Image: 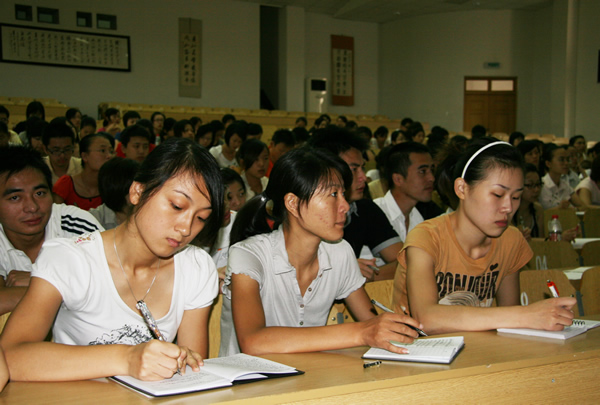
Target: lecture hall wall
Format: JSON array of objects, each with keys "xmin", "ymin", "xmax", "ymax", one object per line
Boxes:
[{"xmin": 1, "ymin": 0, "xmax": 598, "ymax": 139}]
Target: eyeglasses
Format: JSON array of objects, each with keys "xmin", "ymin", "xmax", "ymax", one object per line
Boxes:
[
  {"xmin": 47, "ymin": 147, "xmax": 74, "ymax": 156},
  {"xmin": 524, "ymin": 182, "xmax": 543, "ymax": 189}
]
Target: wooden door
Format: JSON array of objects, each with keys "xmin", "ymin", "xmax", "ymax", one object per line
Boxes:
[{"xmin": 464, "ymin": 77, "xmax": 517, "ymax": 134}]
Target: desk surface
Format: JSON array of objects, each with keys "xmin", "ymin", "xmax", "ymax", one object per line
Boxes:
[{"xmin": 2, "ymin": 322, "xmax": 600, "ymax": 404}]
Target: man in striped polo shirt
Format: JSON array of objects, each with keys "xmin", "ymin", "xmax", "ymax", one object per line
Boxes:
[{"xmin": 0, "ymin": 146, "xmax": 103, "ymax": 314}]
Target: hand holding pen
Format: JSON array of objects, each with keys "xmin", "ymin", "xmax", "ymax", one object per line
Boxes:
[{"xmin": 371, "ymin": 299, "xmax": 428, "ymax": 337}]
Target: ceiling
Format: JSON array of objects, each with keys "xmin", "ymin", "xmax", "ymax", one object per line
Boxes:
[{"xmin": 237, "ymin": 0, "xmax": 552, "ymax": 23}]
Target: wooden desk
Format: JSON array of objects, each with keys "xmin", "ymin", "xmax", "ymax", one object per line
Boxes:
[{"xmin": 2, "ymin": 324, "xmax": 600, "ymax": 404}]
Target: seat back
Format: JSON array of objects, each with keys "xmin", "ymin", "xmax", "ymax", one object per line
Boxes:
[
  {"xmin": 520, "ymin": 269, "xmax": 580, "ymax": 317},
  {"xmin": 543, "ymin": 209, "xmax": 580, "ymax": 238},
  {"xmin": 527, "ymin": 240, "xmax": 580, "ymax": 269},
  {"xmin": 581, "ymin": 240, "xmax": 600, "ymax": 266},
  {"xmin": 580, "ymin": 267, "xmax": 600, "ymax": 316},
  {"xmin": 583, "ymin": 210, "xmax": 600, "ymax": 237}
]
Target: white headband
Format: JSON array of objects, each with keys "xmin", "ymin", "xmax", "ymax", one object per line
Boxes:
[{"xmin": 461, "ymin": 141, "xmax": 511, "ymax": 179}]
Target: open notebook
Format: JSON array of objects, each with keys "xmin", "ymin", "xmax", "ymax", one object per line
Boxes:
[
  {"xmin": 363, "ymin": 336, "xmax": 464, "ymax": 364},
  {"xmin": 497, "ymin": 319, "xmax": 600, "ymax": 340},
  {"xmin": 111, "ymin": 353, "xmax": 302, "ymax": 397}
]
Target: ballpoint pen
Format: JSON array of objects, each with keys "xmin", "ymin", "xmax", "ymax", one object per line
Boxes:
[
  {"xmin": 370, "ymin": 299, "xmax": 428, "ymax": 337},
  {"xmin": 546, "ymin": 280, "xmax": 560, "ymax": 298}
]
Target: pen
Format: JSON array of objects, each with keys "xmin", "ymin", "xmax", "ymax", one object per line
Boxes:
[
  {"xmin": 363, "ymin": 360, "xmax": 381, "ymax": 368},
  {"xmin": 546, "ymin": 280, "xmax": 560, "ymax": 298},
  {"xmin": 137, "ymin": 301, "xmax": 182, "ymax": 375},
  {"xmin": 367, "ymin": 265, "xmax": 380, "ymax": 275},
  {"xmin": 370, "ymin": 299, "xmax": 428, "ymax": 337}
]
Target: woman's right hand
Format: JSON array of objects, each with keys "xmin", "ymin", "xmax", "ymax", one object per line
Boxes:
[
  {"xmin": 523, "ymin": 297, "xmax": 576, "ymax": 331},
  {"xmin": 360, "ymin": 313, "xmax": 421, "ymax": 354},
  {"xmin": 127, "ymin": 340, "xmax": 183, "ymax": 381}
]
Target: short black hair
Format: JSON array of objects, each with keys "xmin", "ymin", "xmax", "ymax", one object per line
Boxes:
[
  {"xmin": 569, "ymin": 135, "xmax": 585, "ymax": 146},
  {"xmin": 42, "ymin": 120, "xmax": 74, "ymax": 146},
  {"xmin": 295, "ymin": 116, "xmax": 307, "ymax": 125},
  {"xmin": 308, "ymin": 126, "xmax": 369, "ymax": 155},
  {"xmin": 80, "ymin": 115, "xmax": 97, "ymax": 130},
  {"xmin": 222, "ymin": 114, "xmax": 236, "ymax": 124},
  {"xmin": 0, "ymin": 105, "xmax": 9, "ymax": 118},
  {"xmin": 292, "ymin": 127, "xmax": 310, "ymax": 145},
  {"xmin": 471, "ymin": 125, "xmax": 487, "ymax": 138},
  {"xmin": 120, "ymin": 124, "xmax": 152, "ymax": 147},
  {"xmin": 247, "ymin": 123, "xmax": 263, "ymax": 137},
  {"xmin": 122, "ymin": 110, "xmax": 141, "ymax": 126},
  {"xmin": 271, "ymin": 129, "xmax": 295, "ymax": 147},
  {"xmin": 0, "ymin": 145, "xmax": 52, "ymax": 190},
  {"xmin": 66, "ymin": 108, "xmax": 81, "ymax": 120},
  {"xmin": 385, "ymin": 142, "xmax": 431, "ymax": 186},
  {"xmin": 237, "ymin": 139, "xmax": 268, "ymax": 170},
  {"xmin": 401, "ymin": 117, "xmax": 413, "ymax": 127},
  {"xmin": 224, "ymin": 122, "xmax": 247, "ymax": 146},
  {"xmin": 98, "ymin": 157, "xmax": 140, "ymax": 212},
  {"xmin": 509, "ymin": 131, "xmax": 525, "ymax": 145}
]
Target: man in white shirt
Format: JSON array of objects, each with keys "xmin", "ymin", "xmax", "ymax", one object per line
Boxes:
[
  {"xmin": 0, "ymin": 146, "xmax": 103, "ymax": 314},
  {"xmin": 374, "ymin": 142, "xmax": 435, "ymax": 241},
  {"xmin": 41, "ymin": 120, "xmax": 82, "ymax": 185}
]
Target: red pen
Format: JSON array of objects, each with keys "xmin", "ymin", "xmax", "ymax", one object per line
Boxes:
[{"xmin": 547, "ymin": 280, "xmax": 560, "ymax": 298}]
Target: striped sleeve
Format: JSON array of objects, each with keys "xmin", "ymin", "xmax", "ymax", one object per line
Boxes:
[{"xmin": 55, "ymin": 204, "xmax": 104, "ymax": 236}]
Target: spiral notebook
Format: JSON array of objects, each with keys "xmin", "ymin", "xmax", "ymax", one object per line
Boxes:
[
  {"xmin": 497, "ymin": 319, "xmax": 600, "ymax": 340},
  {"xmin": 362, "ymin": 336, "xmax": 464, "ymax": 364}
]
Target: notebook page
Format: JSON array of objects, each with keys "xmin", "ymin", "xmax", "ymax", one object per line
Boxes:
[
  {"xmin": 113, "ymin": 368, "xmax": 231, "ymax": 396},
  {"xmin": 203, "ymin": 353, "xmax": 297, "ymax": 381},
  {"xmin": 389, "ymin": 337, "xmax": 463, "ymax": 358}
]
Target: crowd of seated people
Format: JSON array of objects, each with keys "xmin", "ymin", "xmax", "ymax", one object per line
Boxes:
[{"xmin": 0, "ymin": 100, "xmax": 598, "ymax": 392}]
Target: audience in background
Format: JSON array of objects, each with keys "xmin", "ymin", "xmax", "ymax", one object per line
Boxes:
[
  {"xmin": 53, "ymin": 133, "xmax": 114, "ymax": 210},
  {"xmin": 266, "ymin": 129, "xmax": 295, "ymax": 177},
  {"xmin": 295, "ymin": 116, "xmax": 307, "ymax": 128},
  {"xmin": 174, "ymin": 119, "xmax": 195, "ymax": 139},
  {"xmin": 119, "ymin": 124, "xmax": 152, "ymax": 163},
  {"xmin": 89, "ymin": 157, "xmax": 140, "ymax": 230},
  {"xmin": 509, "ymin": 131, "xmax": 524, "ymax": 146},
  {"xmin": 222, "ymin": 114, "xmax": 236, "ymax": 128},
  {"xmin": 65, "ymin": 108, "xmax": 82, "ymax": 139},
  {"xmin": 516, "ymin": 140, "xmax": 541, "ymax": 173},
  {"xmin": 406, "ymin": 122, "xmax": 425, "ymax": 144},
  {"xmin": 209, "ymin": 120, "xmax": 226, "ymax": 147},
  {"xmin": 195, "ymin": 123, "xmax": 214, "ymax": 149},
  {"xmin": 97, "ymin": 108, "xmax": 121, "ymax": 137},
  {"xmin": 42, "ymin": 121, "xmax": 81, "ymax": 185},
  {"xmin": 0, "ymin": 146, "xmax": 102, "ymax": 315},
  {"xmin": 575, "ymin": 156, "xmax": 600, "ymax": 206},
  {"xmin": 15, "ymin": 101, "xmax": 45, "ymax": 138},
  {"xmin": 470, "ymin": 124, "xmax": 487, "ymax": 139},
  {"xmin": 238, "ymin": 139, "xmax": 269, "ymax": 200},
  {"xmin": 151, "ymin": 111, "xmax": 166, "ymax": 141},
  {"xmin": 539, "ymin": 144, "xmax": 586, "ymax": 210},
  {"xmin": 246, "ymin": 123, "xmax": 263, "ymax": 141},
  {"xmin": 189, "ymin": 116, "xmax": 203, "ymax": 133},
  {"xmin": 0, "ymin": 123, "xmax": 10, "ymax": 148},
  {"xmin": 162, "ymin": 117, "xmax": 177, "ymax": 140},
  {"xmin": 25, "ymin": 117, "xmax": 48, "ymax": 156},
  {"xmin": 400, "ymin": 117, "xmax": 413, "ymax": 131},
  {"xmin": 373, "ymin": 126, "xmax": 389, "ymax": 150},
  {"xmin": 292, "ymin": 127, "xmax": 310, "ymax": 147},
  {"xmin": 336, "ymin": 115, "xmax": 348, "ymax": 128},
  {"xmin": 79, "ymin": 116, "xmax": 97, "ymax": 139},
  {"xmin": 570, "ymin": 134, "xmax": 587, "ymax": 162},
  {"xmin": 563, "ymin": 145, "xmax": 581, "ymax": 188},
  {"xmin": 374, "ymin": 142, "xmax": 435, "ymax": 242},
  {"xmin": 210, "ymin": 122, "xmax": 246, "ymax": 169}
]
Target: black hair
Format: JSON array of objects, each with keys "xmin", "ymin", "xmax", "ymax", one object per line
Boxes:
[
  {"xmin": 524, "ymin": 162, "xmax": 539, "ymax": 175},
  {"xmin": 434, "ymin": 144, "xmax": 461, "ymax": 211},
  {"xmin": 346, "ymin": 120, "xmax": 358, "ymax": 130},
  {"xmin": 189, "ymin": 116, "xmax": 202, "ymax": 128},
  {"xmin": 516, "ymin": 140, "xmax": 539, "ymax": 157},
  {"xmin": 42, "ymin": 120, "xmax": 74, "ymax": 146},
  {"xmin": 163, "ymin": 117, "xmax": 176, "ymax": 135},
  {"xmin": 151, "ymin": 111, "xmax": 165, "ymax": 124},
  {"xmin": 195, "ymin": 123, "xmax": 214, "ymax": 145},
  {"xmin": 230, "ymin": 147, "xmax": 352, "ymax": 246},
  {"xmin": 222, "ymin": 114, "xmax": 236, "ymax": 125},
  {"xmin": 541, "ymin": 143, "xmax": 560, "ymax": 173},
  {"xmin": 247, "ymin": 123, "xmax": 263, "ymax": 138},
  {"xmin": 80, "ymin": 115, "xmax": 97, "ymax": 130},
  {"xmin": 26, "ymin": 101, "xmax": 45, "ymax": 120},
  {"xmin": 590, "ymin": 156, "xmax": 600, "ymax": 182},
  {"xmin": 292, "ymin": 127, "xmax": 310, "ymax": 146},
  {"xmin": 319, "ymin": 114, "xmax": 332, "ymax": 123},
  {"xmin": 385, "ymin": 142, "xmax": 431, "ymax": 186},
  {"xmin": 210, "ymin": 119, "xmax": 225, "ymax": 133},
  {"xmin": 102, "ymin": 108, "xmax": 120, "ymax": 126},
  {"xmin": 308, "ymin": 126, "xmax": 369, "ymax": 155},
  {"xmin": 0, "ymin": 122, "xmax": 8, "ymax": 136},
  {"xmin": 221, "ymin": 167, "xmax": 245, "ymax": 190},
  {"xmin": 374, "ymin": 126, "xmax": 389, "ymax": 139},
  {"xmin": 401, "ymin": 117, "xmax": 413, "ymax": 128},
  {"xmin": 122, "ymin": 110, "xmax": 141, "ymax": 126},
  {"xmin": 174, "ymin": 119, "xmax": 191, "ymax": 138},
  {"xmin": 0, "ymin": 105, "xmax": 9, "ymax": 118},
  {"xmin": 98, "ymin": 157, "xmax": 140, "ymax": 213},
  {"xmin": 509, "ymin": 131, "xmax": 525, "ymax": 146},
  {"xmin": 271, "ymin": 129, "xmax": 295, "ymax": 147},
  {"xmin": 0, "ymin": 145, "xmax": 52, "ymax": 190},
  {"xmin": 375, "ymin": 144, "xmax": 394, "ymax": 176},
  {"xmin": 132, "ymin": 137, "xmax": 224, "ymax": 247},
  {"xmin": 405, "ymin": 122, "xmax": 424, "ymax": 142},
  {"xmin": 391, "ymin": 130, "xmax": 402, "ymax": 143},
  {"xmin": 337, "ymin": 115, "xmax": 348, "ymax": 124},
  {"xmin": 471, "ymin": 125, "xmax": 487, "ymax": 139},
  {"xmin": 120, "ymin": 124, "xmax": 152, "ymax": 147},
  {"xmin": 355, "ymin": 126, "xmax": 373, "ymax": 140},
  {"xmin": 589, "ymin": 142, "xmax": 600, "ymax": 157},
  {"xmin": 455, "ymin": 137, "xmax": 524, "ymax": 186},
  {"xmin": 66, "ymin": 108, "xmax": 81, "ymax": 120},
  {"xmin": 295, "ymin": 116, "xmax": 307, "ymax": 125},
  {"xmin": 26, "ymin": 117, "xmax": 48, "ymax": 144},
  {"xmin": 79, "ymin": 133, "xmax": 114, "ymax": 168},
  {"xmin": 569, "ymin": 135, "xmax": 585, "ymax": 146},
  {"xmin": 135, "ymin": 119, "xmax": 154, "ymax": 138},
  {"xmin": 224, "ymin": 122, "xmax": 247, "ymax": 146},
  {"xmin": 237, "ymin": 139, "xmax": 268, "ymax": 171},
  {"xmin": 448, "ymin": 135, "xmax": 469, "ymax": 153}
]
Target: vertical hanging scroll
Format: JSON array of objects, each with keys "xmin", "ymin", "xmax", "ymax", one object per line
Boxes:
[
  {"xmin": 331, "ymin": 35, "xmax": 354, "ymax": 106},
  {"xmin": 178, "ymin": 18, "xmax": 202, "ymax": 98}
]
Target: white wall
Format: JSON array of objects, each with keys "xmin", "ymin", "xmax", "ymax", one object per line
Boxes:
[
  {"xmin": 0, "ymin": 0, "xmax": 260, "ymax": 117},
  {"xmin": 575, "ymin": 0, "xmax": 600, "ymax": 139},
  {"xmin": 379, "ymin": 9, "xmax": 540, "ymax": 132},
  {"xmin": 304, "ymin": 12, "xmax": 379, "ymax": 116}
]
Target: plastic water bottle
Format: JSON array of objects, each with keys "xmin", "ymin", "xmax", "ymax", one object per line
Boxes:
[{"xmin": 548, "ymin": 214, "xmax": 562, "ymax": 242}]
